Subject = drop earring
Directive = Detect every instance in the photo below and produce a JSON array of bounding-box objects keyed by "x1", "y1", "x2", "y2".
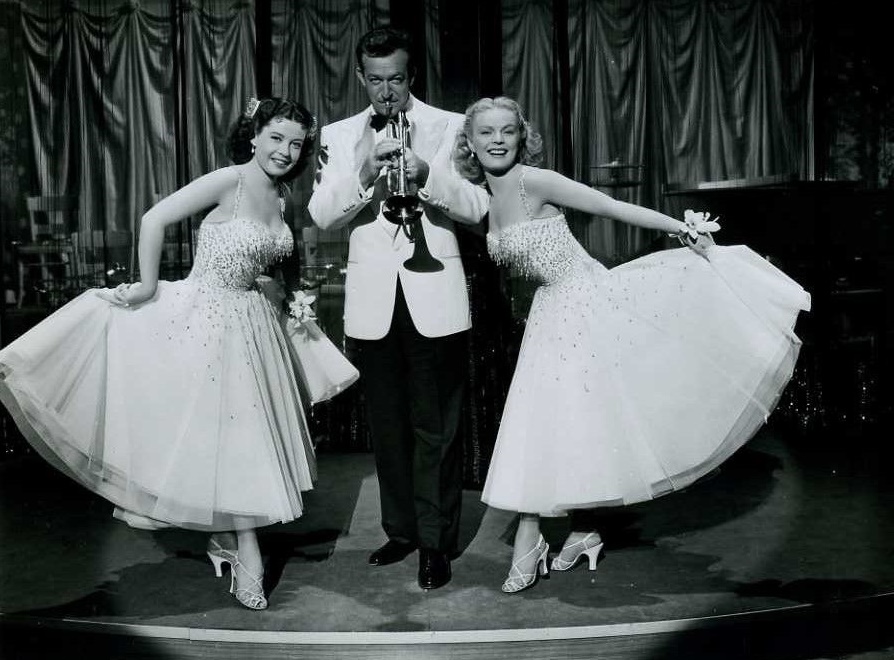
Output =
[{"x1": 251, "y1": 144, "x2": 256, "y2": 154}]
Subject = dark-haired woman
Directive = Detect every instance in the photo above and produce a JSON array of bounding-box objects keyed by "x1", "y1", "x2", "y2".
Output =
[{"x1": 0, "y1": 97, "x2": 331, "y2": 610}]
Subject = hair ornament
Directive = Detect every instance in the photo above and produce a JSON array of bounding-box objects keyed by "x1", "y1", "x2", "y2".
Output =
[
  {"x1": 308, "y1": 115, "x2": 318, "y2": 139},
  {"x1": 244, "y1": 96, "x2": 261, "y2": 119}
]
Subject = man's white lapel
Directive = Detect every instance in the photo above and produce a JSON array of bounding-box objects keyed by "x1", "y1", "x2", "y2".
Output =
[{"x1": 408, "y1": 98, "x2": 449, "y2": 163}]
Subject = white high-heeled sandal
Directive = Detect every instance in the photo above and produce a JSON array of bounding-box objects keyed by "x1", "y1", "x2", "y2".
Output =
[
  {"x1": 230, "y1": 560, "x2": 268, "y2": 610},
  {"x1": 206, "y1": 537, "x2": 238, "y2": 578},
  {"x1": 502, "y1": 534, "x2": 549, "y2": 593},
  {"x1": 550, "y1": 532, "x2": 603, "y2": 572}
]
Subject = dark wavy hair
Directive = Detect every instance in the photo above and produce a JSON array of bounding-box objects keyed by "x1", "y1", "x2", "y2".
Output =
[
  {"x1": 452, "y1": 96, "x2": 543, "y2": 185},
  {"x1": 227, "y1": 97, "x2": 317, "y2": 182},
  {"x1": 355, "y1": 26, "x2": 416, "y2": 76}
]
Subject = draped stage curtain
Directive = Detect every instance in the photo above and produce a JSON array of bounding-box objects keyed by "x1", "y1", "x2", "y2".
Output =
[
  {"x1": 502, "y1": 0, "x2": 813, "y2": 264},
  {"x1": 180, "y1": 1, "x2": 256, "y2": 196},
  {"x1": 16, "y1": 0, "x2": 255, "y2": 273},
  {"x1": 502, "y1": 1, "x2": 564, "y2": 170},
  {"x1": 269, "y1": 0, "x2": 388, "y2": 216},
  {"x1": 22, "y1": 1, "x2": 177, "y2": 238},
  {"x1": 8, "y1": 0, "x2": 814, "y2": 276},
  {"x1": 271, "y1": 0, "x2": 387, "y2": 129}
]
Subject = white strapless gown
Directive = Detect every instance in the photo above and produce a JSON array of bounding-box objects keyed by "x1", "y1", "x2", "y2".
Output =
[
  {"x1": 482, "y1": 214, "x2": 810, "y2": 516},
  {"x1": 0, "y1": 210, "x2": 355, "y2": 531}
]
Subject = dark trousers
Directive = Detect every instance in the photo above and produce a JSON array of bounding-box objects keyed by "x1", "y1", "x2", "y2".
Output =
[{"x1": 354, "y1": 282, "x2": 467, "y2": 552}]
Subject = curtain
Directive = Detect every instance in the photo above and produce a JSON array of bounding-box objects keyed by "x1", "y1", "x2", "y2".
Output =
[
  {"x1": 501, "y1": 0, "x2": 564, "y2": 170},
  {"x1": 568, "y1": 0, "x2": 660, "y2": 262},
  {"x1": 22, "y1": 1, "x2": 176, "y2": 237},
  {"x1": 181, "y1": 1, "x2": 256, "y2": 193},
  {"x1": 18, "y1": 0, "x2": 255, "y2": 272},
  {"x1": 421, "y1": 0, "x2": 443, "y2": 108},
  {"x1": 0, "y1": 2, "x2": 31, "y2": 290},
  {"x1": 501, "y1": 0, "x2": 814, "y2": 262},
  {"x1": 13, "y1": 0, "x2": 814, "y2": 268},
  {"x1": 270, "y1": 0, "x2": 388, "y2": 216},
  {"x1": 270, "y1": 0, "x2": 388, "y2": 129}
]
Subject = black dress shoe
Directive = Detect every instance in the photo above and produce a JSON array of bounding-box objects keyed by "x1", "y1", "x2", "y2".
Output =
[
  {"x1": 368, "y1": 540, "x2": 417, "y2": 566},
  {"x1": 418, "y1": 549, "x2": 451, "y2": 590}
]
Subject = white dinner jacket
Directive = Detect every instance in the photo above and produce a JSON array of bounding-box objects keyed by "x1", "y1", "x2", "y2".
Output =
[{"x1": 308, "y1": 97, "x2": 488, "y2": 340}]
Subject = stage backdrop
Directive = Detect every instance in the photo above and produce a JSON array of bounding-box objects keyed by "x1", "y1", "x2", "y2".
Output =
[
  {"x1": 0, "y1": 0, "x2": 838, "y2": 479},
  {"x1": 12, "y1": 0, "x2": 255, "y2": 258},
  {"x1": 3, "y1": 0, "x2": 817, "y2": 265},
  {"x1": 0, "y1": 1, "x2": 819, "y2": 370},
  {"x1": 501, "y1": 0, "x2": 815, "y2": 262}
]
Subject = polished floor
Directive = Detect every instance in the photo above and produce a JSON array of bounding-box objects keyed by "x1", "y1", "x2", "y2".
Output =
[{"x1": 1, "y1": 422, "x2": 893, "y2": 659}]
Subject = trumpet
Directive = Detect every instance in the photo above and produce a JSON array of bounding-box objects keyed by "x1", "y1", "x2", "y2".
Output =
[{"x1": 382, "y1": 106, "x2": 444, "y2": 273}]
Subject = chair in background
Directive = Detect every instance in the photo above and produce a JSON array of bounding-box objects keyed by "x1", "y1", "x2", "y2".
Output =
[
  {"x1": 72, "y1": 229, "x2": 134, "y2": 289},
  {"x1": 13, "y1": 195, "x2": 79, "y2": 308}
]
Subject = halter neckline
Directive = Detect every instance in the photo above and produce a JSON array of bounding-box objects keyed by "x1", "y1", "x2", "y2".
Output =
[{"x1": 231, "y1": 171, "x2": 287, "y2": 231}]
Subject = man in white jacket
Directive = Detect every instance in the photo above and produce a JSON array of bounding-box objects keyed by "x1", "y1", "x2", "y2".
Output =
[{"x1": 308, "y1": 27, "x2": 488, "y2": 590}]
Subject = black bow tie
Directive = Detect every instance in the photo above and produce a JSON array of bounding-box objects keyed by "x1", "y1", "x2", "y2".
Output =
[{"x1": 370, "y1": 114, "x2": 390, "y2": 132}]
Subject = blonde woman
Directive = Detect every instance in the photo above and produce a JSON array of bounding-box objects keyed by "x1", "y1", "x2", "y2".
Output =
[{"x1": 453, "y1": 97, "x2": 810, "y2": 593}]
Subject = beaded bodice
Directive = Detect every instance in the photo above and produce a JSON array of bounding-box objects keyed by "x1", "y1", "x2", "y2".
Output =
[
  {"x1": 487, "y1": 215, "x2": 588, "y2": 284},
  {"x1": 188, "y1": 175, "x2": 293, "y2": 290},
  {"x1": 486, "y1": 169, "x2": 589, "y2": 285}
]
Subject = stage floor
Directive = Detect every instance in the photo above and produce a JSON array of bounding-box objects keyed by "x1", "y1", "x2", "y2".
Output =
[{"x1": 1, "y1": 425, "x2": 893, "y2": 658}]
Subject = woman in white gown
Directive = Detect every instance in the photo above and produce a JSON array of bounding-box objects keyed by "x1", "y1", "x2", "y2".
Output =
[
  {"x1": 0, "y1": 97, "x2": 356, "y2": 609},
  {"x1": 452, "y1": 97, "x2": 810, "y2": 593}
]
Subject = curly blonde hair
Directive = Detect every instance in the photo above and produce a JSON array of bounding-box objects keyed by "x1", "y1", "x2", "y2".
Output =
[{"x1": 452, "y1": 96, "x2": 543, "y2": 185}]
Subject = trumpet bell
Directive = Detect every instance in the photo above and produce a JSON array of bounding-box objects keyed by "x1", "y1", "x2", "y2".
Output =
[
  {"x1": 404, "y1": 237, "x2": 444, "y2": 273},
  {"x1": 382, "y1": 194, "x2": 421, "y2": 225},
  {"x1": 382, "y1": 195, "x2": 444, "y2": 273},
  {"x1": 402, "y1": 215, "x2": 444, "y2": 272}
]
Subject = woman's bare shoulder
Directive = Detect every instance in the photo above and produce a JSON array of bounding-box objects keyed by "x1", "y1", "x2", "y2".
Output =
[{"x1": 192, "y1": 166, "x2": 242, "y2": 224}]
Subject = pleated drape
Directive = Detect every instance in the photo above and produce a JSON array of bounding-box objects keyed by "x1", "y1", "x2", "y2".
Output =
[
  {"x1": 20, "y1": 0, "x2": 255, "y2": 254},
  {"x1": 502, "y1": 0, "x2": 813, "y2": 261},
  {"x1": 13, "y1": 0, "x2": 813, "y2": 264},
  {"x1": 23, "y1": 2, "x2": 173, "y2": 237},
  {"x1": 501, "y1": 0, "x2": 564, "y2": 169},
  {"x1": 269, "y1": 0, "x2": 387, "y2": 213},
  {"x1": 270, "y1": 0, "x2": 389, "y2": 127},
  {"x1": 180, "y1": 1, "x2": 256, "y2": 194}
]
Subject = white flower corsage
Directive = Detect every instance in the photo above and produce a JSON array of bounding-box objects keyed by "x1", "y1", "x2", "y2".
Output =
[
  {"x1": 673, "y1": 209, "x2": 721, "y2": 245},
  {"x1": 286, "y1": 290, "x2": 317, "y2": 328}
]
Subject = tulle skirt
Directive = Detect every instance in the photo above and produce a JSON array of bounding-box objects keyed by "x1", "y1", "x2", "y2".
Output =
[
  {"x1": 481, "y1": 245, "x2": 810, "y2": 516},
  {"x1": 0, "y1": 277, "x2": 353, "y2": 531}
]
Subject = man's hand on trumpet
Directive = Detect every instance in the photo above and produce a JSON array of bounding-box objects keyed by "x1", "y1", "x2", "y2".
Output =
[
  {"x1": 360, "y1": 140, "x2": 429, "y2": 188},
  {"x1": 360, "y1": 139, "x2": 399, "y2": 188}
]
